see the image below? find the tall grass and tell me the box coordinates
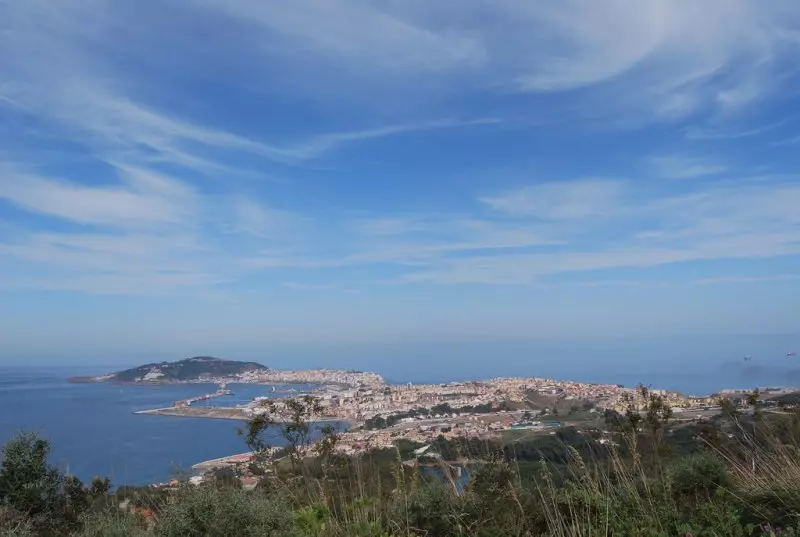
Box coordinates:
[7,407,800,535]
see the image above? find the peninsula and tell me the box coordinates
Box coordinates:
[67,356,386,387]
[68,356,268,384]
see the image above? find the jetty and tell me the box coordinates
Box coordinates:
[173,384,233,408]
[134,384,243,420]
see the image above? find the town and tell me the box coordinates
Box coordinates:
[239,375,722,454]
[130,372,800,491]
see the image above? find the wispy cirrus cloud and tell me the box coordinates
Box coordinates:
[0,165,196,227]
[0,2,500,177]
[187,0,800,124]
[237,177,800,287]
[481,180,624,219]
[0,162,301,294]
[285,118,501,159]
[685,118,794,140]
[1,0,799,301]
[395,179,800,285]
[696,275,800,285]
[646,154,727,180]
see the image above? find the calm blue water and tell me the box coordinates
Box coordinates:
[0,367,314,486]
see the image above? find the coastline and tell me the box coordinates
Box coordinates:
[135,405,352,427]
[135,406,249,420]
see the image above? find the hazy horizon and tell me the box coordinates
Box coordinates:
[5,332,799,395]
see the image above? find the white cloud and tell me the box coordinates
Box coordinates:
[231,198,303,238]
[481,180,624,219]
[684,118,793,140]
[0,163,303,294]
[189,0,486,74]
[241,178,800,287]
[695,275,800,285]
[398,180,800,284]
[187,0,800,122]
[2,0,797,168]
[647,155,727,180]
[0,166,195,227]
[1,0,799,298]
[288,118,501,159]
[1,273,231,296]
[510,1,671,92]
[401,236,800,285]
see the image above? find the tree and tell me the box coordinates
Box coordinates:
[242,395,341,477]
[0,432,104,533]
[746,389,762,420]
[641,385,673,449]
[0,433,64,521]
[718,397,739,420]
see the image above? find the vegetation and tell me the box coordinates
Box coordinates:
[5,388,800,535]
[68,357,268,383]
[364,401,512,430]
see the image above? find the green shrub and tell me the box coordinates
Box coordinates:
[670,454,733,496]
[390,482,463,536]
[76,510,149,537]
[155,485,298,537]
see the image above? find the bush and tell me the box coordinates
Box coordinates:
[0,506,32,537]
[155,485,298,537]
[670,454,732,496]
[389,482,462,536]
[75,510,149,537]
[0,433,102,534]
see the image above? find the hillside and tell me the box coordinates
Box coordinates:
[68,356,268,383]
[5,395,800,536]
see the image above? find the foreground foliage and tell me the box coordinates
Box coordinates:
[4,390,800,536]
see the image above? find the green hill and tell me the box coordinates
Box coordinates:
[68,356,268,383]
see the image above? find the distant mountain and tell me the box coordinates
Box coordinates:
[68,356,269,384]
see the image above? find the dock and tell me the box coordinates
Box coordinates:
[173,385,233,408]
[134,384,243,420]
[134,406,248,420]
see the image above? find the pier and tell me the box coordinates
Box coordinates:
[173,385,233,408]
[134,384,243,420]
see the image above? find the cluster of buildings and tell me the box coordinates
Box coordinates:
[239,376,626,450]
[335,412,560,454]
[230,373,724,457]
[237,368,385,388]
[312,377,626,422]
[186,375,736,483]
[606,387,717,413]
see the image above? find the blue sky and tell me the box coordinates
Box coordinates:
[1,1,799,366]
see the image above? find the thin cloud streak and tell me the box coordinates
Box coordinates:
[646,155,727,180]
[481,180,625,219]
[0,166,195,227]
[685,118,794,140]
[0,0,799,300]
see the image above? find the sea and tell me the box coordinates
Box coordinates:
[0,367,316,487]
[2,334,799,486]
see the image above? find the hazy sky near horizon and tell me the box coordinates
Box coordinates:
[1,1,799,361]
